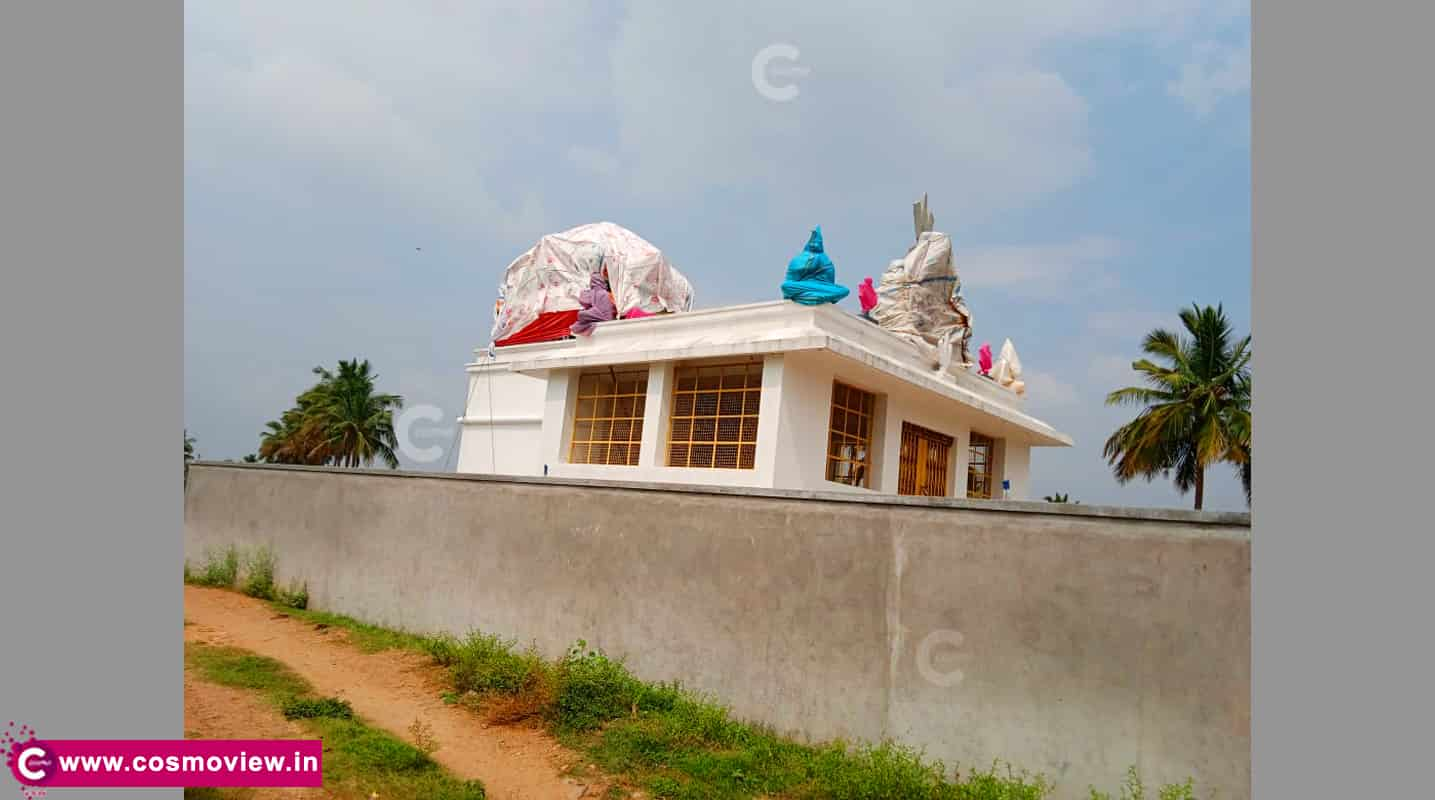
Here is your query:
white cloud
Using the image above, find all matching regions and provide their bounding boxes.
[960,236,1122,300]
[1168,38,1250,116]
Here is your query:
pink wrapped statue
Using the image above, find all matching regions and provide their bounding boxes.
[978,342,993,375]
[858,276,878,315]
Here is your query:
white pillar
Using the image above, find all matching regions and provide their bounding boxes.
[754,354,785,488]
[1002,442,1031,500]
[536,369,575,475]
[639,362,672,468]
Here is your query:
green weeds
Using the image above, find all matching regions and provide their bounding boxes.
[184,544,306,608]
[185,545,240,588]
[268,604,429,653]
[185,642,483,799]
[281,696,354,721]
[1088,766,1196,800]
[184,545,1200,800]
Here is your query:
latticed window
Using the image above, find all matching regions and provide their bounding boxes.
[967,431,995,499]
[826,382,875,488]
[898,422,953,497]
[667,361,761,469]
[569,369,648,466]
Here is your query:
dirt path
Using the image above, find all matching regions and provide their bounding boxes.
[184,586,608,800]
[184,669,329,800]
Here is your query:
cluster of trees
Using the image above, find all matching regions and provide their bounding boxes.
[256,359,404,469]
[1103,304,1251,510]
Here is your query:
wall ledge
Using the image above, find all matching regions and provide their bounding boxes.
[188,461,1251,530]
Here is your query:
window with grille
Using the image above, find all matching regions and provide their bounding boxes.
[967,431,995,499]
[569,369,648,466]
[667,361,761,469]
[898,422,954,497]
[826,382,875,488]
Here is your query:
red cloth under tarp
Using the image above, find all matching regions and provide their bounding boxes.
[494,309,580,347]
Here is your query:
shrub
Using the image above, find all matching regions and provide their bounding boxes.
[553,640,644,732]
[188,546,240,588]
[241,545,278,600]
[282,696,354,720]
[420,630,555,723]
[274,579,309,609]
[432,631,549,696]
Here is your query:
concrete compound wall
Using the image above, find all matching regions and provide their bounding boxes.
[184,463,1250,799]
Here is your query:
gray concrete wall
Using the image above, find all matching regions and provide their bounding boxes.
[184,463,1250,799]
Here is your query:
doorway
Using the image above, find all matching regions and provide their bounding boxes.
[897,422,954,497]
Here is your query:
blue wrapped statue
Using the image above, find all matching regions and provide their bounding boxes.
[781,226,850,305]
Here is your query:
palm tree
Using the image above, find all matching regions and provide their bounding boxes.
[1043,492,1076,504]
[1103,304,1251,510]
[258,403,331,465]
[257,359,403,469]
[308,359,404,468]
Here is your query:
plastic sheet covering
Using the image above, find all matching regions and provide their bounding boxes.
[991,338,1026,396]
[493,310,580,347]
[490,222,695,345]
[869,231,974,368]
[781,226,850,305]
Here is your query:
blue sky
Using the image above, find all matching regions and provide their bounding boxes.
[184,1,1251,510]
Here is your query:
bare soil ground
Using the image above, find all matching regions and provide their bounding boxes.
[184,585,612,800]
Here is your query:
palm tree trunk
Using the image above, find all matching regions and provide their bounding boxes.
[1194,468,1205,510]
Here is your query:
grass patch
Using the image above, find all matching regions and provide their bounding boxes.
[267,604,431,653]
[185,642,483,799]
[281,696,354,720]
[186,644,311,698]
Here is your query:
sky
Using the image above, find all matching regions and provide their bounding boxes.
[184,0,1251,511]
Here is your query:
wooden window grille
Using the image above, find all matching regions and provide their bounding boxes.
[967,431,995,499]
[667,361,761,469]
[897,422,954,497]
[569,369,648,466]
[826,382,876,488]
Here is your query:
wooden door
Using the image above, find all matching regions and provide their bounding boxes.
[898,422,954,497]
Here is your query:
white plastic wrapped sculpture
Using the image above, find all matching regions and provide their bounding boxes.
[869,195,974,370]
[991,338,1026,396]
[490,222,695,344]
